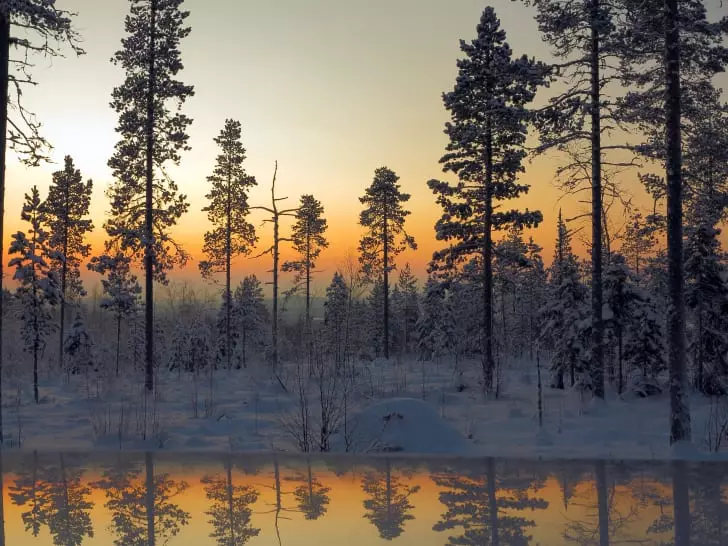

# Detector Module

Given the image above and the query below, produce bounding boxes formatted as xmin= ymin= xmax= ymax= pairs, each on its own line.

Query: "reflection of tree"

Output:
xmin=361 ymin=458 xmax=420 ymax=540
xmin=42 ymin=454 xmax=94 ymax=545
xmin=93 ymin=452 xmax=190 ymax=546
xmin=432 ymin=458 xmax=548 ymax=546
xmin=689 ymin=463 xmax=728 ymax=545
xmin=0 ymin=453 xmax=5 ymax=546
xmin=563 ymin=461 xmax=649 ymax=546
xmin=8 ymin=452 xmax=94 ymax=545
xmin=201 ymin=456 xmax=260 ymax=545
xmin=288 ymin=459 xmax=330 ymax=521
xmin=9 ymin=451 xmax=48 ymax=537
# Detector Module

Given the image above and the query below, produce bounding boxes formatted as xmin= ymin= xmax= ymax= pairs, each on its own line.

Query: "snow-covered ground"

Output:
xmin=3 ymin=356 xmax=724 ymax=460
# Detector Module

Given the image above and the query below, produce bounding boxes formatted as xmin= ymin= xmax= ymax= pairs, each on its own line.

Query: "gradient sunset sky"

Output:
xmin=4 ymin=0 xmax=726 ymax=298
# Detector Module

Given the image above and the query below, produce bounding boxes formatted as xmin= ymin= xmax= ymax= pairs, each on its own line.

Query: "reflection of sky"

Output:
xmin=7 ymin=0 xmax=727 ymax=291
xmin=0 ymin=454 xmax=693 ymax=545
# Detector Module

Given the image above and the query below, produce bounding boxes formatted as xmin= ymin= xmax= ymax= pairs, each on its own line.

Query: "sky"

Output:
xmin=4 ymin=0 xmax=724 ymax=299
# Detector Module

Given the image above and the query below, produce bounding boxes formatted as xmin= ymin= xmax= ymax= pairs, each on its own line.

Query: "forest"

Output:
xmin=0 ymin=0 xmax=724 ymax=457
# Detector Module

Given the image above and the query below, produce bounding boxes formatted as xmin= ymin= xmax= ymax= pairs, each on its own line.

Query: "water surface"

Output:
xmin=0 ymin=452 xmax=717 ymax=545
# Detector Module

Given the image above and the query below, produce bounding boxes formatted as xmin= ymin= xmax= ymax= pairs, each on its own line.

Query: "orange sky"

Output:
xmin=4 ymin=0 xmax=727 ymax=299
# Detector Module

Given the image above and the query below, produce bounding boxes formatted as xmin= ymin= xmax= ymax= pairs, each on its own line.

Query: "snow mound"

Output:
xmin=336 ymin=398 xmax=473 ymax=455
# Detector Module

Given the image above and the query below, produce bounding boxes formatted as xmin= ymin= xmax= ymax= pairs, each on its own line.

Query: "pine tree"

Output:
xmin=87 ymin=251 xmax=142 ymax=376
xmin=621 ymin=212 xmax=658 ymax=277
xmin=617 ymin=0 xmax=728 ymax=445
xmin=685 ymin=225 xmax=728 ymax=394
xmin=392 ymin=263 xmax=418 ymax=355
xmin=428 ymin=7 xmax=547 ymax=390
xmin=9 ymin=187 xmax=61 ymax=404
xmin=364 ymin=278 xmax=386 ymax=359
xmin=323 ymin=272 xmax=348 ymax=369
xmin=106 ymin=0 xmax=195 ymax=392
xmin=0 ymin=0 xmax=83 ymax=444
xmin=231 ymin=275 xmax=269 ymax=369
xmin=63 ymin=312 xmax=94 ymax=377
xmin=283 ymin=194 xmax=329 ymax=326
xmin=416 ymin=277 xmax=455 ymax=362
xmin=42 ymin=155 xmax=93 ymax=371
xmin=526 ymin=0 xmax=630 ymax=400
xmin=199 ymin=119 xmax=257 ymax=371
xmin=540 ymin=213 xmax=589 ymax=390
xmin=603 ymin=253 xmax=661 ymax=393
xmin=359 ymin=167 xmax=416 ymax=360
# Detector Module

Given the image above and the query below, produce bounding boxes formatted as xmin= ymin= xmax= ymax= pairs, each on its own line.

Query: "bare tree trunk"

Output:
xmin=0 ymin=13 xmax=9 ymax=445
xmin=144 ymin=0 xmax=158 ymax=393
xmin=383 ymin=206 xmax=389 ymax=360
xmin=665 ymin=0 xmax=690 ymax=444
xmin=483 ymin=115 xmax=494 ymax=391
xmin=226 ymin=163 xmax=232 ymax=371
xmin=116 ymin=314 xmax=122 ymax=377
xmin=273 ymin=210 xmax=279 ymax=367
xmin=590 ymin=0 xmax=605 ymax=400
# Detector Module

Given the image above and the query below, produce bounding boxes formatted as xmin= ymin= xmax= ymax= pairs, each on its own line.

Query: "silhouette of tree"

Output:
xmin=563 ymin=462 xmax=649 ymax=545
xmin=201 ymin=456 xmax=260 ymax=546
xmin=287 ymin=459 xmax=330 ymax=521
xmin=8 ymin=451 xmax=48 ymax=537
xmin=361 ymin=459 xmax=420 ymax=540
xmin=42 ymin=155 xmax=93 ymax=371
xmin=93 ymin=452 xmax=189 ymax=546
xmin=10 ymin=186 xmax=61 ymax=403
xmin=199 ymin=119 xmax=257 ymax=371
xmin=358 ymin=167 xmax=416 ymax=359
xmin=41 ymin=454 xmax=94 ymax=546
xmin=107 ymin=0 xmax=195 ymax=392
xmin=0 ymin=0 xmax=84 ymax=445
xmin=432 ymin=458 xmax=548 ymax=546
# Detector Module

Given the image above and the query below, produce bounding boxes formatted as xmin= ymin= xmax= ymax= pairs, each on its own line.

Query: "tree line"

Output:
xmin=0 ymin=0 xmax=726 ymax=449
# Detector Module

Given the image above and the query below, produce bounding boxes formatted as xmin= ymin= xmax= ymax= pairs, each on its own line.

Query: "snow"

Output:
xmin=3 ymin=357 xmax=728 ymax=462
xmin=331 ymin=398 xmax=474 ymax=455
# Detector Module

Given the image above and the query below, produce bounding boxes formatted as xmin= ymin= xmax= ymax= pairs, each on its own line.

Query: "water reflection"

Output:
xmin=0 ymin=453 xmax=724 ymax=545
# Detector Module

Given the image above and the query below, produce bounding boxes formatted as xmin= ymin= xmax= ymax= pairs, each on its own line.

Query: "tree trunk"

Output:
xmin=0 ymin=450 xmax=4 ymax=546
xmin=273 ymin=213 xmax=279 ymax=367
xmin=58 ymin=181 xmax=69 ymax=371
xmin=144 ymin=0 xmax=158 ymax=393
xmin=617 ymin=325 xmax=623 ymax=395
xmin=0 ymin=12 xmax=10 ymax=445
xmin=116 ymin=314 xmax=122 ymax=377
xmin=226 ymin=166 xmax=232 ymax=372
xmin=665 ymin=0 xmax=690 ymax=444
xmin=596 ymin=460 xmax=609 ymax=546
xmin=383 ymin=205 xmax=389 ymax=360
xmin=590 ymin=0 xmax=605 ymax=400
xmin=483 ymin=115 xmax=494 ymax=391
xmin=146 ymin=451 xmax=155 ymax=546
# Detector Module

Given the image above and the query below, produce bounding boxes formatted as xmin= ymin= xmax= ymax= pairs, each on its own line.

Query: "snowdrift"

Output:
xmin=333 ymin=398 xmax=474 ymax=455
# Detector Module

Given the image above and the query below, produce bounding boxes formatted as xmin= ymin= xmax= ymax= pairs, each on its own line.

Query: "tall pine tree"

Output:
xmin=42 ymin=155 xmax=93 ymax=371
xmin=428 ymin=7 xmax=546 ymax=390
xmin=107 ymin=0 xmax=194 ymax=391
xmin=359 ymin=167 xmax=416 ymax=360
xmin=199 ymin=119 xmax=257 ymax=371
xmin=282 ymin=194 xmax=329 ymax=326
xmin=9 ymin=187 xmax=61 ymax=404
